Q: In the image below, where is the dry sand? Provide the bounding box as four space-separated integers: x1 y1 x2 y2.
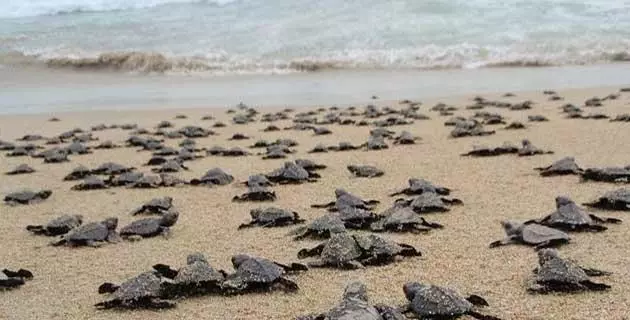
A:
1 86 629 320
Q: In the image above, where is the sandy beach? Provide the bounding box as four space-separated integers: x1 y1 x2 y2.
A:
1 85 630 320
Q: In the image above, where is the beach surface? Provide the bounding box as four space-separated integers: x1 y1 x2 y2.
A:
1 85 630 320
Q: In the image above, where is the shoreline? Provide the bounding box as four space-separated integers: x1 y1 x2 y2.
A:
2 63 630 115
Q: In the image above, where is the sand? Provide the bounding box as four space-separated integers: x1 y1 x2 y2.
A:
1 86 629 320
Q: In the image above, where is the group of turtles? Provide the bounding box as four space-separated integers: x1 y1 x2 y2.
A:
2 88 630 319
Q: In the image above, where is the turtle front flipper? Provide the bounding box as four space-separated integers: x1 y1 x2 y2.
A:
420 218 443 229
237 221 255 229
152 264 178 279
388 189 406 197
311 202 335 209
297 244 325 259
107 232 122 243
588 214 622 224
0 277 25 288
147 298 176 309
97 282 119 294
275 262 308 273
579 280 611 291
580 267 612 277
466 310 503 320
397 243 422 257
488 236 517 248
50 237 67 246
25 225 46 235
466 294 489 306
2 268 33 279
274 277 299 293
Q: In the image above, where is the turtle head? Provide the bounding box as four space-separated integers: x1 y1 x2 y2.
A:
250 208 262 219
521 139 531 146
231 254 252 268
102 217 118 230
39 190 53 199
187 252 208 265
537 248 560 265
346 165 357 172
73 215 84 224
334 188 348 197
403 282 426 301
161 210 179 227
342 281 369 302
500 220 521 236
554 196 574 208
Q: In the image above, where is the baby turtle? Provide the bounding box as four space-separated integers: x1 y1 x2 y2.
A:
504 121 526 130
65 142 91 155
221 254 307 294
26 214 83 236
120 210 179 240
190 168 234 186
242 174 273 187
95 271 175 309
297 282 405 320
312 188 379 212
63 165 91 181
52 217 120 247
363 135 389 150
4 190 52 206
131 197 174 215
94 140 121 149
583 188 630 211
461 142 518 157
347 165 384 178
153 253 227 297
535 157 583 176
262 146 289 159
528 249 611 294
489 220 570 249
5 164 35 175
395 192 463 213
518 139 553 156
581 166 630 183
393 131 419 145
527 196 621 232
298 232 421 269
313 127 332 135
151 160 188 173
238 207 305 229
232 184 277 202
328 141 361 152
295 159 327 171
128 174 163 189
370 204 443 233
389 178 451 196
266 161 319 184
308 143 329 153
528 115 549 122
91 162 135 175
71 176 109 191
288 214 347 240
107 171 145 187
1 268 33 290
401 282 500 320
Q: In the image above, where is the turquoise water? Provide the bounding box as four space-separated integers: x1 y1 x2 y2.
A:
1 0 630 74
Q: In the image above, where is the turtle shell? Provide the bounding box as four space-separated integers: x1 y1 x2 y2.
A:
110 272 163 302
44 215 83 235
320 233 362 264
407 284 472 317
406 193 451 213
534 251 589 284
120 218 162 237
306 214 347 234
521 224 569 245
251 207 295 223
63 221 111 243
233 257 284 284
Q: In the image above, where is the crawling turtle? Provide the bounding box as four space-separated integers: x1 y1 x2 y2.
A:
395 192 463 213
504 121 526 130
91 162 135 175
288 214 347 240
232 184 277 202
313 127 332 135
26 214 83 236
328 142 361 152
581 166 630 183
65 142 91 155
308 143 329 153
266 161 319 184
221 254 307 294
42 149 70 163
518 139 553 156
152 146 179 157
95 271 175 309
401 282 500 320
52 217 120 247
450 120 495 138
71 176 109 191
347 165 384 178
393 131 419 145
152 253 227 297
131 197 174 215
297 232 421 269
190 168 234 186
528 248 611 294
489 220 570 249
94 140 120 149
363 135 389 150
128 174 163 188
120 210 179 240
4 190 52 205
107 171 145 187
535 157 583 176
460 142 518 157
297 282 405 320
238 207 305 229
527 196 621 232
151 160 188 173
6 164 35 175
221 147 250 157
262 146 289 159
370 204 443 233
295 159 327 171
528 115 549 122
242 174 273 187
63 165 91 181
1 268 33 290
583 188 630 211
389 178 451 196
312 188 379 212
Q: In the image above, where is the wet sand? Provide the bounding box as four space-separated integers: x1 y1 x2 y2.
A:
1 86 630 320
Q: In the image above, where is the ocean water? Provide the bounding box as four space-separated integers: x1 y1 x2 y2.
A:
1 0 630 75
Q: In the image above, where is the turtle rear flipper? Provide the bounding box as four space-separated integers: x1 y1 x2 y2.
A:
0 277 25 288
420 218 444 229
26 225 46 235
2 268 33 279
365 200 380 206
274 277 299 293
275 262 308 273
589 214 622 224
466 310 503 320
97 282 119 294
580 280 611 291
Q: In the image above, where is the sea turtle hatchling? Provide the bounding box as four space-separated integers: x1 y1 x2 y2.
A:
26 214 83 236
389 178 451 196
107 171 145 187
71 176 109 191
526 196 621 232
5 164 35 175
362 135 389 150
400 282 501 320
190 168 234 186
238 207 305 229
221 254 307 294
131 197 174 215
518 139 553 156
311 188 379 212
266 161 319 184
370 204 443 233
394 192 463 213
91 162 135 175
460 142 518 157
295 159 327 171
95 271 175 309
489 220 570 249
232 184 277 202
288 214 347 240
347 165 384 178
527 249 611 294
52 217 120 247
120 210 179 240
63 165 91 181
152 253 227 297
393 131 419 145
308 143 329 153
297 232 421 269
1 268 33 290
580 166 630 183
583 188 630 211
151 160 188 173
296 281 406 320
4 190 52 206
535 157 583 176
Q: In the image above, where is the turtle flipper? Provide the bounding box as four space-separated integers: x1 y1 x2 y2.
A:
152 264 178 279
488 236 516 248
98 282 119 294
2 268 33 279
580 280 611 291
397 243 422 257
589 214 622 224
297 244 325 259
0 277 25 288
311 201 335 209
420 218 444 229
237 222 255 230
580 267 612 277
466 294 489 306
275 277 299 293
466 310 503 320
275 262 308 273
26 225 47 235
